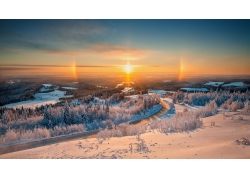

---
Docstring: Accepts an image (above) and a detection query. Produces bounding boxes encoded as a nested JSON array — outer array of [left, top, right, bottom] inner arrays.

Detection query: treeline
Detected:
[[41, 93, 160, 131], [0, 82, 41, 106], [0, 93, 161, 144], [172, 89, 250, 107], [97, 100, 218, 140], [0, 106, 45, 124]]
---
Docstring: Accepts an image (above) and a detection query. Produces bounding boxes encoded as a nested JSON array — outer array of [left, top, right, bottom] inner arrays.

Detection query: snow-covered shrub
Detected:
[[67, 124, 85, 133]]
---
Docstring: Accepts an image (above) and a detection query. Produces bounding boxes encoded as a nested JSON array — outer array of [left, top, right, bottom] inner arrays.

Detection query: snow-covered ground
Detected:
[[6, 112, 250, 159], [122, 87, 134, 92], [40, 84, 54, 92], [116, 83, 123, 88], [148, 90, 167, 95], [205, 81, 224, 86], [61, 86, 78, 90], [125, 94, 151, 100], [42, 84, 52, 87], [161, 98, 203, 119], [3, 87, 73, 109], [180, 88, 209, 92], [222, 82, 244, 87]]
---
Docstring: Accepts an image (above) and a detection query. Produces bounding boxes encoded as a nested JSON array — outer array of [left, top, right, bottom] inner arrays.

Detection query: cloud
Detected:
[[87, 43, 153, 60]]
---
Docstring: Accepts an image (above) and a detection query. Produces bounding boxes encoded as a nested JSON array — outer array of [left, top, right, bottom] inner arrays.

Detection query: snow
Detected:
[[180, 88, 209, 92], [222, 82, 244, 87], [126, 95, 139, 100], [205, 81, 224, 86], [116, 82, 134, 88], [148, 90, 167, 95], [96, 85, 108, 88], [116, 83, 123, 88], [3, 89, 73, 109], [42, 84, 52, 87], [61, 86, 78, 90], [40, 84, 54, 92], [161, 98, 203, 118], [71, 99, 80, 104], [125, 94, 150, 100], [122, 87, 134, 92]]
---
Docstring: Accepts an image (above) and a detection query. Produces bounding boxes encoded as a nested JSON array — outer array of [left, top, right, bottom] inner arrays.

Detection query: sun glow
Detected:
[[72, 61, 78, 80], [125, 63, 132, 74]]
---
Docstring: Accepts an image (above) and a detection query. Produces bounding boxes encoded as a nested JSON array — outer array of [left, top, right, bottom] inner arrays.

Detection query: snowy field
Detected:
[[222, 82, 244, 87], [180, 88, 209, 92], [3, 89, 73, 109], [205, 81, 224, 86], [61, 86, 78, 90], [5, 111, 250, 159]]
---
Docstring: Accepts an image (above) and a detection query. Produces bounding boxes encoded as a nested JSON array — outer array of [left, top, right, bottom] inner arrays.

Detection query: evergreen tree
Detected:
[[44, 105, 49, 120], [73, 112, 82, 124], [64, 101, 71, 124], [2, 111, 7, 124], [23, 108, 27, 120]]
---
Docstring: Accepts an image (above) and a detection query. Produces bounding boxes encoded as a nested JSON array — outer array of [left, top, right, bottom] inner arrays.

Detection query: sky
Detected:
[[0, 19, 250, 78]]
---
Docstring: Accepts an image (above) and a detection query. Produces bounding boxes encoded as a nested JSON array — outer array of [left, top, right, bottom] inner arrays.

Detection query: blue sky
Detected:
[[0, 19, 250, 75]]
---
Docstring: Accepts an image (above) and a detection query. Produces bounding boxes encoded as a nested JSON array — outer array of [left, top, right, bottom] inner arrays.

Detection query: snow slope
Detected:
[[4, 112, 250, 159]]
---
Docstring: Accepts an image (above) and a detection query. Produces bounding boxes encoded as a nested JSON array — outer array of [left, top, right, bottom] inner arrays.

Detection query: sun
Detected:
[[125, 64, 132, 74]]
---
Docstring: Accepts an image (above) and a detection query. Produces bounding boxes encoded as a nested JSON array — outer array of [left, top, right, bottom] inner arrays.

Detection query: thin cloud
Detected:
[[87, 43, 153, 60]]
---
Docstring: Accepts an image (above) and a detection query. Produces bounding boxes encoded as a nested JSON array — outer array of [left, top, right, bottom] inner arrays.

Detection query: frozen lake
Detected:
[[3, 84, 73, 109], [180, 88, 209, 92], [222, 82, 244, 87], [205, 81, 224, 86], [148, 90, 167, 95]]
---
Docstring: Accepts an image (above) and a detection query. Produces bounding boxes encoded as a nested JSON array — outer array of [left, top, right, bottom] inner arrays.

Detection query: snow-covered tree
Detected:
[[23, 108, 27, 120], [64, 101, 71, 125]]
